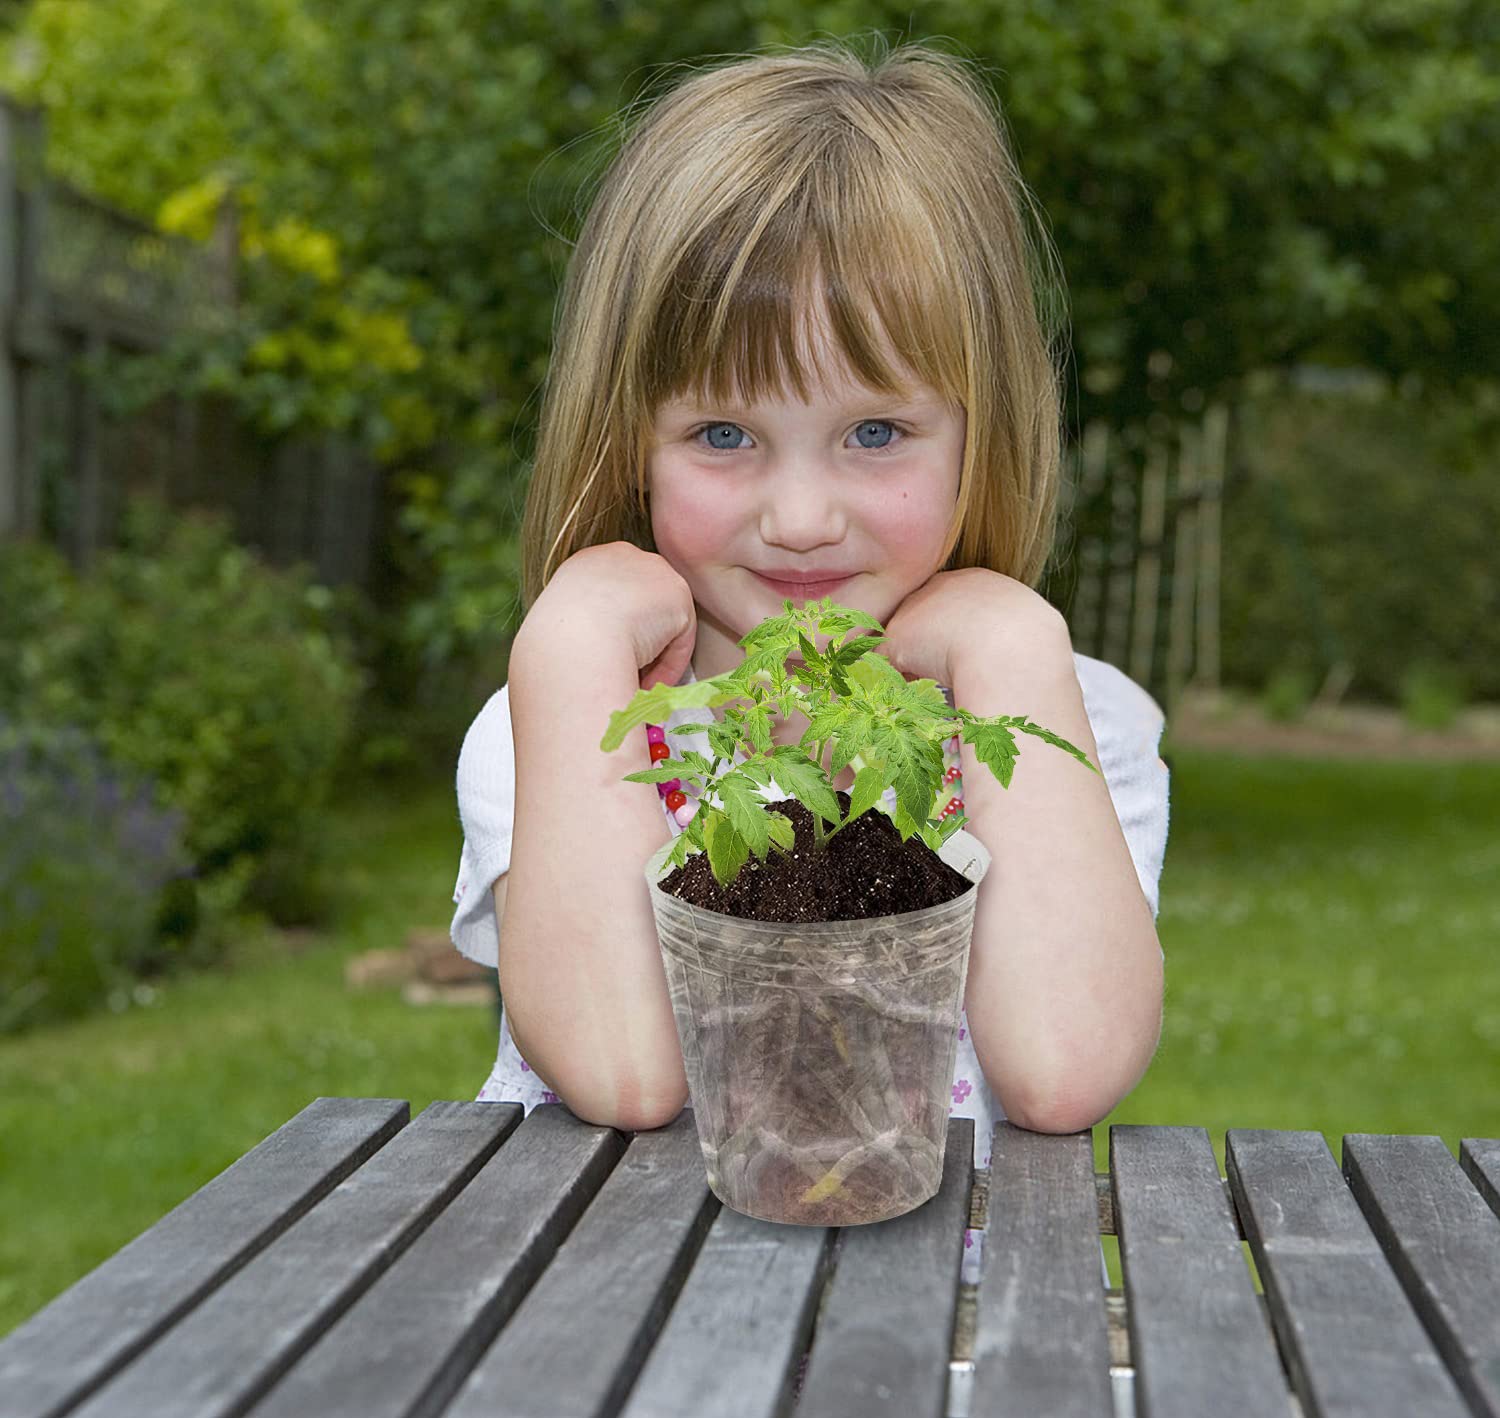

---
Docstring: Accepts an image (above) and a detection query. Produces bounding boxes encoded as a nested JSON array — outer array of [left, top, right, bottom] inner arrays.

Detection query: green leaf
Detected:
[[609, 593, 1104, 888], [763, 746, 842, 829], [622, 762, 702, 787], [846, 760, 890, 824], [1014, 719, 1101, 774], [703, 807, 750, 888], [881, 723, 946, 833], [663, 831, 695, 872], [739, 700, 775, 756], [845, 653, 907, 696], [964, 718, 1021, 789], [717, 769, 776, 860], [706, 718, 743, 762], [824, 632, 886, 696], [796, 630, 826, 675], [599, 676, 743, 752], [766, 810, 796, 853], [891, 675, 953, 720], [679, 749, 721, 779]]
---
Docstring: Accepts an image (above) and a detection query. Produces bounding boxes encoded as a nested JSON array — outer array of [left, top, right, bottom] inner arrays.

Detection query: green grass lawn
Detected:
[[1107, 745, 1500, 1145], [3, 749, 1499, 1336], [0, 772, 495, 1338]]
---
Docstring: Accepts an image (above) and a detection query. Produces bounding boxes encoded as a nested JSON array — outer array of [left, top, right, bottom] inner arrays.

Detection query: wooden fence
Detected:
[[1055, 406, 1228, 716], [0, 95, 383, 588]]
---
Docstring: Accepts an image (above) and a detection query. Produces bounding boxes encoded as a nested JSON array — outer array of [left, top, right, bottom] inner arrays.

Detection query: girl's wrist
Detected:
[[512, 606, 634, 679]]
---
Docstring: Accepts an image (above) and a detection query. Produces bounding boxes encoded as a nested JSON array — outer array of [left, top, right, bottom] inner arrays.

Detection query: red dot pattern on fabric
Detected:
[[641, 726, 967, 817]]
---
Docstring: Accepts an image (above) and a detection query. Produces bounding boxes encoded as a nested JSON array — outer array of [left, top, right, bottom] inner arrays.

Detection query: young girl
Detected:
[[450, 37, 1168, 1286]]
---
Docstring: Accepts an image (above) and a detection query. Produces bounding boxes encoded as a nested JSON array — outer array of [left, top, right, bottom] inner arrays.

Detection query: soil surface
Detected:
[[657, 791, 973, 922]]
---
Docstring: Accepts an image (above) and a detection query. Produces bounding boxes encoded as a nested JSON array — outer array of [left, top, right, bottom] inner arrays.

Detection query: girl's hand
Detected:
[[877, 568, 1069, 687], [517, 541, 698, 691]]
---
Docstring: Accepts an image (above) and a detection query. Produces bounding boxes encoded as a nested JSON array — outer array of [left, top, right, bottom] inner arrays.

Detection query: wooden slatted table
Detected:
[[3, 1097, 1498, 1418]]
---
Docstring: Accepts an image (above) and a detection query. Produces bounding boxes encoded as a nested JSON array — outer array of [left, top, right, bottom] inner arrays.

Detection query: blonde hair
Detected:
[[519, 34, 1068, 615]]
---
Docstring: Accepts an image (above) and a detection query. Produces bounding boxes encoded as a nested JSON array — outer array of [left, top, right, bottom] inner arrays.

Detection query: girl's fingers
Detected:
[[640, 625, 697, 691]]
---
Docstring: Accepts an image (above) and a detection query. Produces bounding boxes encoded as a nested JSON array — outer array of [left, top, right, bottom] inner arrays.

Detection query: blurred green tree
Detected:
[[6, 0, 1496, 672]]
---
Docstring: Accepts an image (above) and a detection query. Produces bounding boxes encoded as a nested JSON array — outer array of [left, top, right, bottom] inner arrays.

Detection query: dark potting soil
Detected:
[[657, 791, 974, 922]]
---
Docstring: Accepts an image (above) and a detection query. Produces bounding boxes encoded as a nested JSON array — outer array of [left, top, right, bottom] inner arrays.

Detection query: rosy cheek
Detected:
[[870, 486, 948, 558], [649, 474, 738, 564]]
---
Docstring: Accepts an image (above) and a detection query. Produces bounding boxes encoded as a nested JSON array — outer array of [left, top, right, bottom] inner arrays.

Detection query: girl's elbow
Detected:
[[556, 1074, 690, 1133], [1001, 1088, 1111, 1136], [998, 1044, 1159, 1135]]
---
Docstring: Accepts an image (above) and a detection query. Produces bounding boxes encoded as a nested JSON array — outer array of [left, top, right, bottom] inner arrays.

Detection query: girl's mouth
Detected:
[[753, 571, 856, 602]]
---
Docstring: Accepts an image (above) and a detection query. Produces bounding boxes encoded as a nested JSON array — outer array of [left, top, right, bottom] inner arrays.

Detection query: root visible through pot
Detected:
[[693, 984, 954, 1224]]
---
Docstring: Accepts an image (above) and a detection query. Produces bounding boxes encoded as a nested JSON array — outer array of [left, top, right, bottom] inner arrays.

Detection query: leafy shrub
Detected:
[[1260, 666, 1317, 724], [0, 497, 365, 936], [1399, 661, 1469, 731], [1223, 386, 1500, 706], [0, 718, 190, 1033]]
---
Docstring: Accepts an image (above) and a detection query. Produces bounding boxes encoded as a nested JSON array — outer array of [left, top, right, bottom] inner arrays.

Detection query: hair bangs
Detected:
[[643, 150, 967, 419]]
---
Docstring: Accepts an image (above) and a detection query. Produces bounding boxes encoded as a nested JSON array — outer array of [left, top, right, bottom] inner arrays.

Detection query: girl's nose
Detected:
[[757, 463, 848, 548]]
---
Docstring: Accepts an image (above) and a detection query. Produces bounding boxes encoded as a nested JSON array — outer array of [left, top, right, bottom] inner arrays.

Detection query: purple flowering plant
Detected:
[[0, 718, 190, 1032]]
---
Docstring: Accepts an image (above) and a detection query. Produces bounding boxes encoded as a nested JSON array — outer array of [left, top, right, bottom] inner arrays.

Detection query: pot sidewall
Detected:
[[643, 823, 988, 1224]]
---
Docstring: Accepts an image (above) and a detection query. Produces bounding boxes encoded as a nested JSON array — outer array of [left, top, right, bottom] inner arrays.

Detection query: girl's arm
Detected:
[[500, 544, 698, 1132], [951, 615, 1165, 1133]]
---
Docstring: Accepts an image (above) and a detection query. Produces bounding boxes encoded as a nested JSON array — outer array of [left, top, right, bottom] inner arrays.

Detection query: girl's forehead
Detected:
[[656, 378, 943, 417]]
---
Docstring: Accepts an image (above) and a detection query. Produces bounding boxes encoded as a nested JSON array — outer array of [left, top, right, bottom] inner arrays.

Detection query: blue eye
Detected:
[[852, 420, 897, 450], [689, 419, 907, 455], [698, 422, 749, 452]]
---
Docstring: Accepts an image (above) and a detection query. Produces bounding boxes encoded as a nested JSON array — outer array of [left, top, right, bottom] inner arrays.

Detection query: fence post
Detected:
[[1068, 419, 1110, 660], [15, 148, 51, 543], [1166, 420, 1201, 712], [2, 99, 61, 542], [1101, 434, 1138, 670], [1194, 403, 1228, 692], [0, 98, 21, 538], [1129, 434, 1169, 694], [68, 326, 108, 568]]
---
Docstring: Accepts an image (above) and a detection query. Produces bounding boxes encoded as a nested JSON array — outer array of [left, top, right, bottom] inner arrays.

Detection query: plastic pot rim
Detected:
[[642, 820, 991, 933]]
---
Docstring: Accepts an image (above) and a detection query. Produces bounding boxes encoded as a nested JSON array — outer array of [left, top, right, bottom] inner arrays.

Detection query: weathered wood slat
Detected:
[[617, 1204, 832, 1418], [251, 1104, 622, 1418], [68, 1101, 515, 1418], [1225, 1129, 1468, 1418], [0, 1096, 408, 1418], [1111, 1125, 1289, 1418], [969, 1124, 1113, 1418], [1343, 1133, 1500, 1417], [445, 1114, 717, 1418], [792, 1118, 974, 1418], [1460, 1138, 1500, 1220]]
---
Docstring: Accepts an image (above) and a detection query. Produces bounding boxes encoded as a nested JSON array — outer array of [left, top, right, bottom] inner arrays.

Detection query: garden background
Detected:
[[2, 0, 1498, 1333]]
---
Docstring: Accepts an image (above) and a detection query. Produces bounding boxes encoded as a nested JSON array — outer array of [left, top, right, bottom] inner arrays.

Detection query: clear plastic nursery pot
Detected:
[[644, 827, 992, 1227]]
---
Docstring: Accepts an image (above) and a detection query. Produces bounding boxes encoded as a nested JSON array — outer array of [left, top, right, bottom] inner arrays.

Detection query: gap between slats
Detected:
[[963, 1163, 1248, 1238], [951, 1156, 1267, 1380]]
